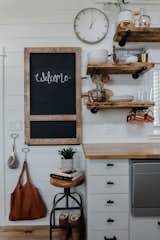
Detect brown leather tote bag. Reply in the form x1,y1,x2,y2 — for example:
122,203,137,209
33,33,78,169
9,161,47,221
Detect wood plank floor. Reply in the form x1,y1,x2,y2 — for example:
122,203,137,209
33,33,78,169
0,226,63,240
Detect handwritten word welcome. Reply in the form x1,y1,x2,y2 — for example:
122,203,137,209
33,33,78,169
34,71,71,84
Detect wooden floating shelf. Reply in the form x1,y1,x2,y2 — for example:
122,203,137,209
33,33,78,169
114,25,160,43
87,101,155,110
87,62,155,75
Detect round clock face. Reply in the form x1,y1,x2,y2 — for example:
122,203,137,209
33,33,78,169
74,8,109,44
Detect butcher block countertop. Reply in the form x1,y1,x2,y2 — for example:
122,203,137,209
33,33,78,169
83,143,160,159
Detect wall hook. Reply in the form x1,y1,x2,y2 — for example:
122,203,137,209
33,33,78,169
22,147,30,161
8,133,19,169
10,133,19,147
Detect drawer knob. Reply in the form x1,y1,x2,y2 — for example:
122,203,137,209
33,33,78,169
107,181,114,185
107,218,115,223
104,236,117,240
107,200,114,204
106,163,114,167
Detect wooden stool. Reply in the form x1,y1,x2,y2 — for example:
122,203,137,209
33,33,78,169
49,176,85,240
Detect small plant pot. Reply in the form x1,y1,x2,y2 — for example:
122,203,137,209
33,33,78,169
61,158,73,172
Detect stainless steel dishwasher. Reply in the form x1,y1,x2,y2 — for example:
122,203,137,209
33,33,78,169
131,159,160,216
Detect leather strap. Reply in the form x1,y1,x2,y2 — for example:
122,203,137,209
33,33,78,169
18,161,31,185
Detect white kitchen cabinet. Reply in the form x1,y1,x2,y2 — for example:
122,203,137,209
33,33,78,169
131,218,160,240
88,230,128,240
87,159,129,176
88,212,129,230
88,175,129,194
87,159,130,240
88,194,129,212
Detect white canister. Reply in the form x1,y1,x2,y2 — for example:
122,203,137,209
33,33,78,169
88,49,109,64
61,158,73,172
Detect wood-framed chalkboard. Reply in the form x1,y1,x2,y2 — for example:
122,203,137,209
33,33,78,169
24,48,82,145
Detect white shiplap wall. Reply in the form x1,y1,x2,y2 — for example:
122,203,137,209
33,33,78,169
0,0,160,226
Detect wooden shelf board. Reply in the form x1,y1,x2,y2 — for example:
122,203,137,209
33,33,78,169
114,25,160,42
87,62,155,75
87,101,155,109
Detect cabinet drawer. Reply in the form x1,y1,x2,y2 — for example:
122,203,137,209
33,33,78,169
88,230,128,240
88,176,129,194
88,212,128,230
88,194,129,212
131,219,160,240
87,159,129,176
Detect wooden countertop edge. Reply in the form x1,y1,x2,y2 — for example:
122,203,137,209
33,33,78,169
84,154,160,159
82,143,160,159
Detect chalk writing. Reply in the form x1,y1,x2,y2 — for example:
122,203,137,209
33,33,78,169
34,71,71,84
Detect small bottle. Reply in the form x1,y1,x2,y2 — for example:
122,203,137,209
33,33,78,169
132,8,141,27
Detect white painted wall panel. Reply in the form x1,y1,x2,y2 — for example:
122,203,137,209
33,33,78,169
0,0,160,226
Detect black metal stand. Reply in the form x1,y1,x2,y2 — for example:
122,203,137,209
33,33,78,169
50,188,85,240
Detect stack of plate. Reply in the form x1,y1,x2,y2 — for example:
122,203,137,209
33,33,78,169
109,95,134,102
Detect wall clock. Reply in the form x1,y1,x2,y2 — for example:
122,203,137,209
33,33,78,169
74,8,109,44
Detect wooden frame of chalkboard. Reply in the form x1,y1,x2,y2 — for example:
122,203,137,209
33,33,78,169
24,48,81,145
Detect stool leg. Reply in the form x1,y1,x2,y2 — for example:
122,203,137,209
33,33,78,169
49,211,53,240
70,192,85,240
50,194,57,240
50,193,65,240
64,188,70,209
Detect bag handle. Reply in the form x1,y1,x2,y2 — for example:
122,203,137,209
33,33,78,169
18,161,31,185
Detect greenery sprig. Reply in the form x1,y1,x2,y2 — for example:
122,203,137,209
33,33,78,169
107,0,129,10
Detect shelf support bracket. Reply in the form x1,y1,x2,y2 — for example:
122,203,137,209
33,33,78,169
90,107,99,114
132,67,147,79
131,107,149,112
90,67,99,78
119,30,131,47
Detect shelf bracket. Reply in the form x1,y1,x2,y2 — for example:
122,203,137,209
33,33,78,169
90,67,99,78
131,107,149,112
132,66,147,79
90,107,99,114
119,30,131,47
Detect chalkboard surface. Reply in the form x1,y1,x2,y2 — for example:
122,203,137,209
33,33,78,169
31,121,76,139
25,48,81,145
30,53,76,115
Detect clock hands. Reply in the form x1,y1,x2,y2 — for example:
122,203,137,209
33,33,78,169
89,17,96,29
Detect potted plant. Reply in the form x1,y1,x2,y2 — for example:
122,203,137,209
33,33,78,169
59,147,76,172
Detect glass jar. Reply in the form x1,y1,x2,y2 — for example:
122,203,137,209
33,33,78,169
139,15,151,27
